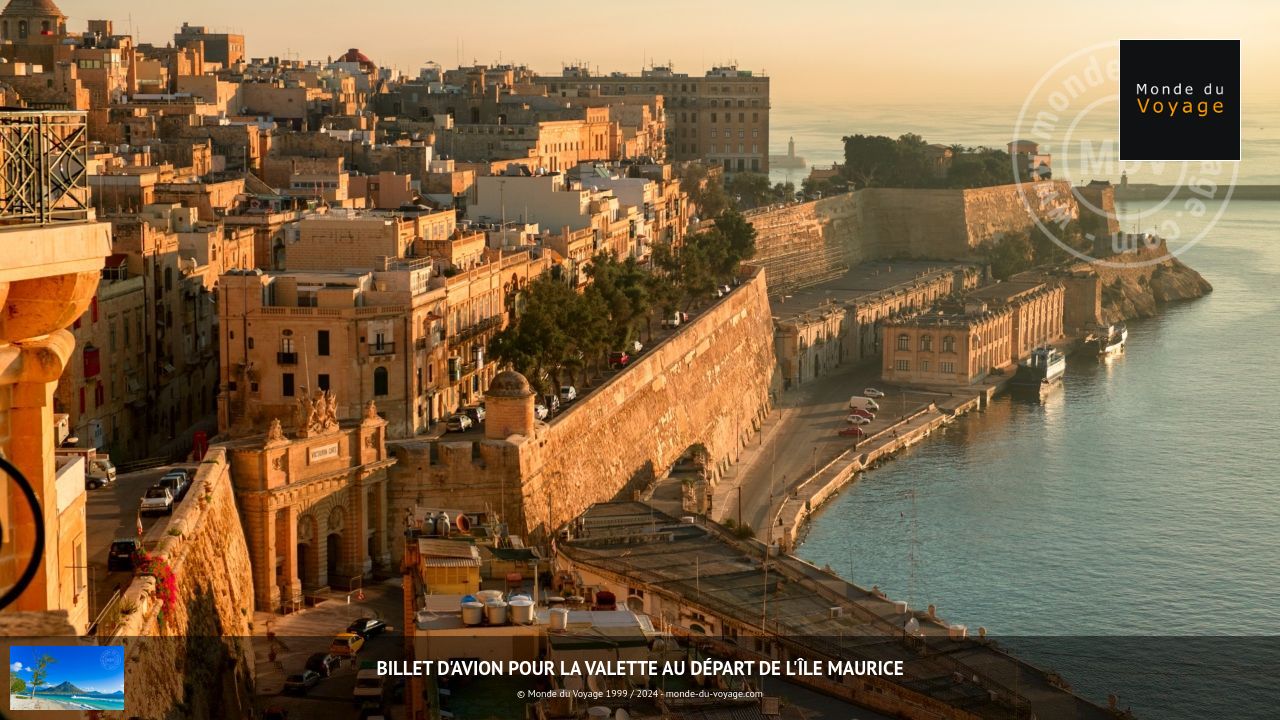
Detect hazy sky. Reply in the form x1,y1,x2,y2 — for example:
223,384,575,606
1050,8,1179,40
55,0,1280,107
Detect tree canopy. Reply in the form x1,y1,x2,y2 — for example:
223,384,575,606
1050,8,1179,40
841,134,1015,190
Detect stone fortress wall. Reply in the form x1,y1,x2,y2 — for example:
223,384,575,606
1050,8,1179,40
387,268,777,555
746,181,1080,294
113,448,257,719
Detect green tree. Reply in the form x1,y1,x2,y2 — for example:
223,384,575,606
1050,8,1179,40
10,675,25,695
985,231,1035,279
679,162,729,218
841,134,900,188
726,172,771,210
29,653,54,698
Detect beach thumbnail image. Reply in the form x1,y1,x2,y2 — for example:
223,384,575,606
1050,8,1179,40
7,645,125,712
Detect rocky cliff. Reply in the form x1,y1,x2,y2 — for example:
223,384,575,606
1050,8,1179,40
1091,244,1213,324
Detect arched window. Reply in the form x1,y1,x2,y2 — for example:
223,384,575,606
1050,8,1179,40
896,334,910,351
18,20,27,39
373,366,389,396
41,20,50,33
919,334,933,352
942,335,956,353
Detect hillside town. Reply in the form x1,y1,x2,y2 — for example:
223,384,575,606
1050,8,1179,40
0,2,1206,719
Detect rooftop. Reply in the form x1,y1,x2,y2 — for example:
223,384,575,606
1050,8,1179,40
772,261,971,323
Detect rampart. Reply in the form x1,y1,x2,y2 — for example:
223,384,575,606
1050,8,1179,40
746,181,1080,294
388,268,777,552
112,448,257,719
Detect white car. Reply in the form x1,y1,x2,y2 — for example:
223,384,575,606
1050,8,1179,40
445,414,473,432
845,414,871,426
863,388,886,398
559,385,578,403
534,404,549,421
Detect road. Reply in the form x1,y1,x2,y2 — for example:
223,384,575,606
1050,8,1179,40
713,360,947,536
83,463,197,626
253,579,407,719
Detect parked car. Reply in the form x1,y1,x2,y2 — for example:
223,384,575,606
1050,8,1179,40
329,632,365,656
347,617,387,638
305,652,342,678
87,457,117,489
158,470,189,501
445,414,473,433
559,385,578,403
845,414,871,426
608,351,631,369
720,284,732,294
541,394,561,414
283,670,321,695
848,396,880,412
849,407,875,420
839,425,866,438
353,668,387,703
632,340,644,354
139,485,174,516
534,404,550,421
107,538,142,572
680,311,690,323
462,405,486,424
863,387,886,398
661,312,682,329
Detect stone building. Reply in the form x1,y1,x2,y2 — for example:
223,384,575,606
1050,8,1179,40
0,110,110,633
173,22,245,67
539,64,770,174
967,278,1066,365
227,396,394,612
881,303,1014,387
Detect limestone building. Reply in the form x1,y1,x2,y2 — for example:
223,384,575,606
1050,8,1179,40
0,110,110,633
539,65,770,174
227,396,394,612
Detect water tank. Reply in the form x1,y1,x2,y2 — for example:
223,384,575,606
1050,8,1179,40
476,589,504,604
435,512,451,537
948,624,967,639
509,597,535,625
549,607,569,631
461,601,485,626
485,600,508,625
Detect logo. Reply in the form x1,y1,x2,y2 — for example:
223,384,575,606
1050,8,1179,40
1013,42,1238,267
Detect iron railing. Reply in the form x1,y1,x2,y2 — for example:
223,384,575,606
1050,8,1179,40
0,111,91,225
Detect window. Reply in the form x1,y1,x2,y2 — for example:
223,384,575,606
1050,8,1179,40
317,330,330,356
920,360,930,372
920,335,933,351
95,384,105,407
373,366,389,396
280,337,295,353
282,373,295,397
897,334,910,351
941,361,956,374
91,297,99,323
317,374,330,392
895,359,910,371
711,112,717,123
942,335,956,353
78,387,85,413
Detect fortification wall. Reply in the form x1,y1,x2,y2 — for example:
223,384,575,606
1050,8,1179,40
746,182,1076,293
113,448,257,719
518,269,775,538
387,270,776,551
1080,240,1213,323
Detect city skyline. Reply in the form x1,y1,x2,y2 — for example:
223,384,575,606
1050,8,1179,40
56,0,1280,105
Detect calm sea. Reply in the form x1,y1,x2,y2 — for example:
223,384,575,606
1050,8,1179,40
795,197,1280,718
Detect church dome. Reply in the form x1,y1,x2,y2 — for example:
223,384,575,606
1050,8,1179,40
337,48,376,73
487,370,534,398
1,0,64,17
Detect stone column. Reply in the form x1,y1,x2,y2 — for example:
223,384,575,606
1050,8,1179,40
277,504,301,607
374,479,390,569
345,475,371,579
247,500,277,612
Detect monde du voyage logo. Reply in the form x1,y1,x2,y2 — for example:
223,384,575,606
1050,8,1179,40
1120,40,1240,161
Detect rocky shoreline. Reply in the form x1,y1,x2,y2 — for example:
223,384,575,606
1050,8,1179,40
1100,256,1213,324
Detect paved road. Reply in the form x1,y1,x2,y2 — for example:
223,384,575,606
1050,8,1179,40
253,579,407,719
713,361,946,536
83,464,196,625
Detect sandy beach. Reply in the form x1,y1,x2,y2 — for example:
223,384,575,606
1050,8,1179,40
9,694,92,710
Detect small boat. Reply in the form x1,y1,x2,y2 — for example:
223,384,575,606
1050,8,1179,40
1094,323,1128,356
1012,346,1066,390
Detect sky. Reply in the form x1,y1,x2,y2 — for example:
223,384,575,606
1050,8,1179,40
52,0,1280,107
8,645,125,694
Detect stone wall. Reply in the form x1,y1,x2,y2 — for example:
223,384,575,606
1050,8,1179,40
387,269,777,552
1082,240,1213,323
113,448,257,719
746,181,1080,295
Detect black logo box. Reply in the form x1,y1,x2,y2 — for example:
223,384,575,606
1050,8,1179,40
1119,39,1240,161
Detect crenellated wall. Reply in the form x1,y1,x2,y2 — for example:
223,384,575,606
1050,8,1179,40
388,268,777,553
113,448,257,719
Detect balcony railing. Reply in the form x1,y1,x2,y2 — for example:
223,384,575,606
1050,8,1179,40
452,315,502,344
0,111,91,225
277,351,299,364
368,342,395,356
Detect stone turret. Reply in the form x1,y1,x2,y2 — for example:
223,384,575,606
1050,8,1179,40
484,370,535,439
1,0,66,42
